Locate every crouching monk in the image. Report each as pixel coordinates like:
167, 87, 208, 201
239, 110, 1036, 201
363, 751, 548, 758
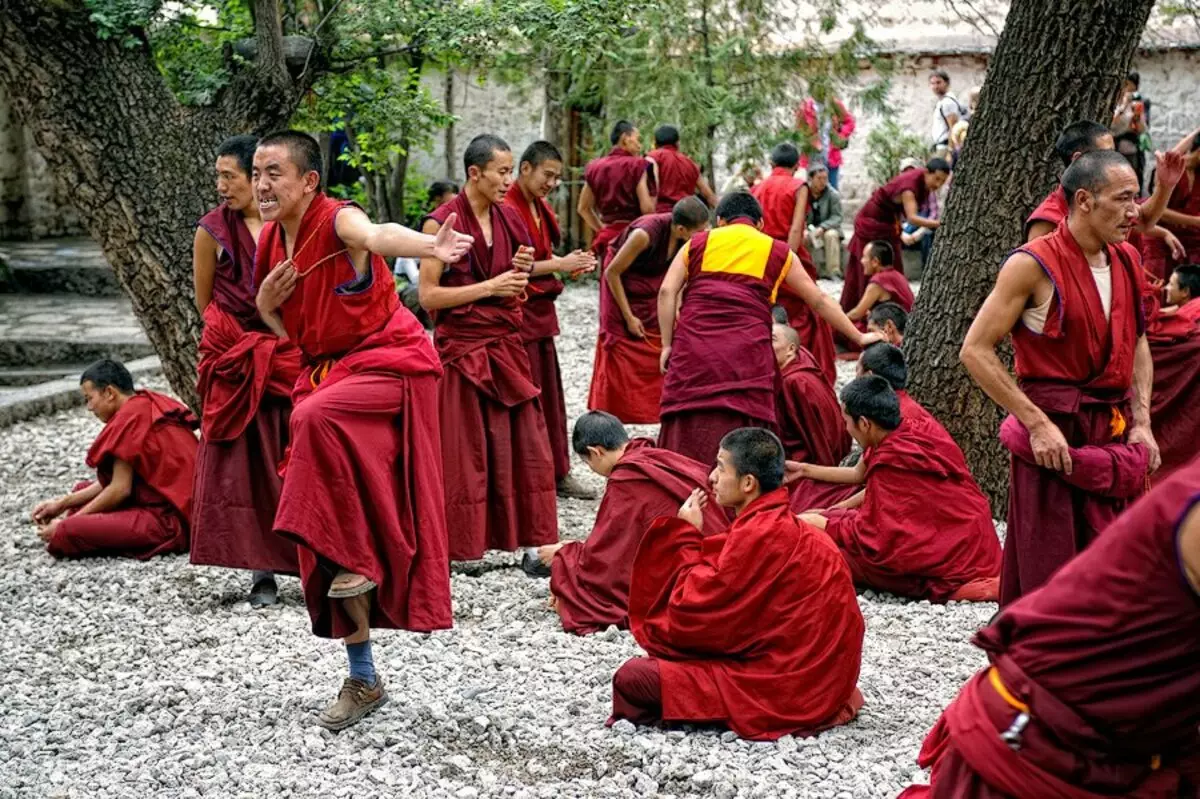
34, 359, 198, 559
536, 411, 727, 635
899, 453, 1200, 798
253, 130, 471, 729
800, 377, 1001, 603
772, 323, 851, 465
609, 427, 865, 741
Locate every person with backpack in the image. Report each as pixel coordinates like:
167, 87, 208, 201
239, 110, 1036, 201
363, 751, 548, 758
928, 69, 967, 155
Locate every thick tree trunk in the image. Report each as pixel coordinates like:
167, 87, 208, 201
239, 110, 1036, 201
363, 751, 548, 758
0, 1, 302, 411
905, 0, 1155, 515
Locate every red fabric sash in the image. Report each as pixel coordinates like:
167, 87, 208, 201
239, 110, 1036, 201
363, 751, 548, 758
868, 267, 915, 312
87, 391, 199, 521
197, 303, 302, 441
649, 145, 701, 212
197, 203, 260, 326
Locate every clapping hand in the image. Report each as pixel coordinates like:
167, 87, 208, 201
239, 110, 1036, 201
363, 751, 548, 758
432, 213, 473, 263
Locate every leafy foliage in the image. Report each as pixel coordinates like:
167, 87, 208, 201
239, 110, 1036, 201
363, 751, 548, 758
864, 119, 926, 186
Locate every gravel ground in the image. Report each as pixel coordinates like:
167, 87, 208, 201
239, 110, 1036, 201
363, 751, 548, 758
0, 280, 1003, 799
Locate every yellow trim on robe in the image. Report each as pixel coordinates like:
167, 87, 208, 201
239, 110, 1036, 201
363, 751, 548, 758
770, 251, 795, 304
699, 224, 777, 278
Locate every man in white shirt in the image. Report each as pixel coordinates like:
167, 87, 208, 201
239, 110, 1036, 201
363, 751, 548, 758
929, 69, 964, 153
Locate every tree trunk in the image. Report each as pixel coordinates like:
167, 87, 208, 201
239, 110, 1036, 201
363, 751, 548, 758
444, 71, 457, 181
905, 0, 1155, 515
0, 0, 303, 411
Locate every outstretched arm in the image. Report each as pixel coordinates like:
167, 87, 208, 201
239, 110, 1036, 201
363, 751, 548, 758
696, 175, 718, 208
335, 206, 471, 268
418, 217, 526, 312
781, 256, 878, 347
847, 283, 886, 322
1137, 150, 1185, 230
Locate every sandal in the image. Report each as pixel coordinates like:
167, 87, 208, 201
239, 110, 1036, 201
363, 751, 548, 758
327, 569, 377, 599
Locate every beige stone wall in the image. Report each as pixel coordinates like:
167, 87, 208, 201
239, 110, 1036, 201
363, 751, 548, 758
0, 86, 82, 240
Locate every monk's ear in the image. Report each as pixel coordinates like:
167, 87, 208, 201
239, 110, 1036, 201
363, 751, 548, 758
586, 445, 604, 462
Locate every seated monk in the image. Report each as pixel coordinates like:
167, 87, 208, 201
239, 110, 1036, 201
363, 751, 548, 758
534, 411, 727, 634
867, 301, 906, 347
846, 240, 914, 330
799, 376, 1002, 603
1148, 264, 1200, 484
899, 454, 1200, 799
772, 323, 851, 465
34, 359, 198, 559
610, 427, 865, 740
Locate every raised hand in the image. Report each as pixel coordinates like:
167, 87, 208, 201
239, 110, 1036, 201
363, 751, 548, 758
677, 488, 707, 530
1155, 150, 1186, 189
433, 213, 473, 264
1164, 229, 1186, 261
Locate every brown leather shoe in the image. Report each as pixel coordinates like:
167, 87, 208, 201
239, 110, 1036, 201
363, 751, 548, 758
556, 473, 596, 500
317, 677, 388, 731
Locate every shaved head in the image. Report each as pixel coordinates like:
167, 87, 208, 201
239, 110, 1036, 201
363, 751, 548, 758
1062, 150, 1136, 209
773, 322, 800, 350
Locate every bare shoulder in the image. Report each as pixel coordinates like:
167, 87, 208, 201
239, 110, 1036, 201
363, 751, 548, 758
996, 250, 1049, 296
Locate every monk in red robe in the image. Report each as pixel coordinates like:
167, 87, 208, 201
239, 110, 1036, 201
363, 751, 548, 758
579, 120, 657, 261
588, 198, 711, 424
647, 125, 716, 212
34, 360, 198, 560
867, 302, 906, 347
419, 133, 559, 570
502, 140, 597, 499
961, 150, 1159, 607
842, 159, 948, 312
799, 377, 1001, 603
253, 130, 471, 730
1147, 264, 1200, 484
1147, 135, 1200, 281
751, 142, 837, 383
190, 134, 301, 608
847, 240, 914, 331
609, 427, 864, 740
657, 192, 877, 467
772, 323, 850, 465
533, 411, 726, 634
899, 454, 1200, 799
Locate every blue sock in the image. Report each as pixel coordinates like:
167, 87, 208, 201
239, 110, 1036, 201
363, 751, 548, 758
346, 640, 376, 686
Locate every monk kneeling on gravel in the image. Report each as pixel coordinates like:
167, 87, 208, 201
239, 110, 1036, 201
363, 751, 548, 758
609, 427, 864, 740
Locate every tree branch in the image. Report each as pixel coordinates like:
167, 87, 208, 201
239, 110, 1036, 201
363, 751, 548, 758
251, 0, 291, 91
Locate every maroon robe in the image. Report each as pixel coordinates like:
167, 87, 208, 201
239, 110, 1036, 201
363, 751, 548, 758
823, 414, 1002, 603
256, 192, 451, 638
425, 192, 558, 561
867, 267, 914, 312
1142, 170, 1200, 281
1001, 221, 1148, 606
900, 455, 1200, 799
1148, 298, 1200, 485
588, 213, 674, 423
191, 204, 301, 574
583, 147, 655, 261
841, 169, 924, 311
621, 488, 865, 740
550, 439, 727, 635
751, 167, 806, 244
648, 145, 701, 213
776, 349, 851, 465
658, 222, 791, 465
503, 187, 570, 482
49, 392, 198, 560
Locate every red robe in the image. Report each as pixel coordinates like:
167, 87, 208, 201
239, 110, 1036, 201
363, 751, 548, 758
256, 192, 451, 638
901, 454, 1200, 799
588, 213, 674, 423
425, 192, 558, 561
841, 168, 923, 311
1002, 221, 1147, 605
550, 439, 727, 635
657, 222, 790, 466
1148, 297, 1200, 485
823, 414, 1002, 603
191, 204, 301, 574
584, 147, 655, 261
776, 349, 851, 465
648, 145, 701, 213
628, 487, 865, 741
867, 267, 914, 312
503, 187, 570, 482
49, 391, 198, 560
1142, 170, 1200, 281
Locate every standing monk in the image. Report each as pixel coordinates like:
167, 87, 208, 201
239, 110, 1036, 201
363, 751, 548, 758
752, 142, 836, 383
503, 140, 598, 499
252, 130, 471, 730
657, 192, 876, 467
588, 198, 711, 424
842, 159, 948, 313
647, 125, 717, 212
190, 134, 301, 608
419, 134, 559, 568
960, 150, 1160, 606
579, 121, 657, 262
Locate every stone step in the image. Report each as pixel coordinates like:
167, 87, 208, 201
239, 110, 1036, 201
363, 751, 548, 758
0, 355, 162, 428
0, 237, 122, 297
0, 365, 92, 387
0, 338, 155, 368
0, 294, 152, 367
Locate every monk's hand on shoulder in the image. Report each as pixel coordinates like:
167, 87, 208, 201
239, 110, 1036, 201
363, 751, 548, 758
1155, 150, 1186, 188
432, 213, 473, 264
625, 315, 647, 340
677, 488, 707, 530
488, 269, 529, 298
257, 260, 297, 313
1127, 424, 1162, 473
659, 345, 672, 375
856, 330, 884, 348
1029, 418, 1073, 475
512, 245, 535, 274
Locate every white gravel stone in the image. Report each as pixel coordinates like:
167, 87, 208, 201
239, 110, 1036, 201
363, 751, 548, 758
0, 280, 1002, 797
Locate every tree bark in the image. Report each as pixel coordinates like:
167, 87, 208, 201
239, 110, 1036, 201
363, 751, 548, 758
0, 0, 307, 410
444, 71, 457, 181
905, 0, 1155, 515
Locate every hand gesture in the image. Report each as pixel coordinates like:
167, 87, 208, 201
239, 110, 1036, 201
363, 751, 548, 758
512, 245, 535, 274
625, 316, 647, 339
433, 213, 473, 264
659, 345, 672, 375
560, 250, 597, 276
1127, 424, 1162, 473
489, 269, 529, 298
257, 260, 297, 314
1029, 419, 1072, 475
32, 498, 63, 525
1155, 150, 1186, 189
1164, 229, 1186, 261
677, 488, 707, 530
783, 460, 806, 486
